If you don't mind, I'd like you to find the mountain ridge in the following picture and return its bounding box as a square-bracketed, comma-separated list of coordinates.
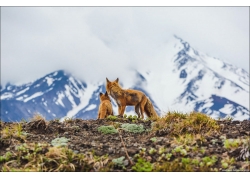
[1, 36, 249, 121]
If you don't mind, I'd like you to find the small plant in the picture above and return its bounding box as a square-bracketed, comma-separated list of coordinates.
[158, 146, 166, 155]
[171, 145, 188, 156]
[150, 137, 157, 142]
[97, 126, 118, 134]
[123, 114, 127, 118]
[133, 115, 138, 120]
[148, 148, 157, 155]
[192, 158, 200, 166]
[54, 118, 60, 122]
[64, 117, 74, 123]
[29, 113, 46, 122]
[200, 147, 206, 154]
[121, 123, 144, 133]
[20, 118, 28, 123]
[152, 111, 219, 136]
[223, 139, 241, 149]
[51, 137, 69, 147]
[132, 157, 153, 172]
[224, 115, 233, 121]
[0, 152, 12, 163]
[112, 156, 126, 169]
[165, 153, 172, 161]
[1, 123, 26, 140]
[71, 126, 80, 130]
[107, 115, 118, 121]
[202, 156, 217, 167]
[221, 157, 235, 169]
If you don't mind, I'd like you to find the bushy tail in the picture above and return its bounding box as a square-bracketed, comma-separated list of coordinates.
[144, 97, 159, 119]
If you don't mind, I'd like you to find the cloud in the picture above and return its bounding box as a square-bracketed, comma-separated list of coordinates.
[1, 7, 249, 87]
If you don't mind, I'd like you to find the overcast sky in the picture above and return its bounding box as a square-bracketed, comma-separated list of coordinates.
[1, 7, 249, 87]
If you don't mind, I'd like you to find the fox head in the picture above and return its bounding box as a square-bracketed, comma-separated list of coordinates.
[106, 78, 120, 95]
[99, 91, 111, 102]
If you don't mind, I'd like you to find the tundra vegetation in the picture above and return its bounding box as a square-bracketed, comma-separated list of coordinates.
[0, 112, 249, 172]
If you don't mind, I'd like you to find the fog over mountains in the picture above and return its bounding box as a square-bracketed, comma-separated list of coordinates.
[1, 36, 249, 122]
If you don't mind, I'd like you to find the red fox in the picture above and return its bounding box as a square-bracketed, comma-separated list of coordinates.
[97, 91, 113, 119]
[106, 78, 158, 119]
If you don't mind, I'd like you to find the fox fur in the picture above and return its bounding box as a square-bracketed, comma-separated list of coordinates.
[97, 91, 113, 119]
[106, 78, 158, 119]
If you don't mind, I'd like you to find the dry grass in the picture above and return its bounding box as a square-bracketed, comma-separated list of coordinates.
[152, 111, 220, 136]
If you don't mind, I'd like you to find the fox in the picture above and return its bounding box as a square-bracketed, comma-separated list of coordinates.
[97, 91, 113, 119]
[106, 78, 158, 119]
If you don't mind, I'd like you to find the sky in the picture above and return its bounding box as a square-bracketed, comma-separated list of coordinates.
[1, 6, 249, 87]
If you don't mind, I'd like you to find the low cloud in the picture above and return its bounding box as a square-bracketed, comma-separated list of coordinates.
[1, 7, 249, 87]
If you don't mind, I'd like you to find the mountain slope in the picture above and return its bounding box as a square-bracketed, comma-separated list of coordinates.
[1, 36, 249, 121]
[135, 36, 249, 120]
[1, 70, 89, 121]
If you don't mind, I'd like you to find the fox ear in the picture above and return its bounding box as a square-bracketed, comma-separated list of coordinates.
[115, 78, 119, 83]
[105, 91, 108, 96]
[106, 78, 110, 83]
[99, 92, 103, 96]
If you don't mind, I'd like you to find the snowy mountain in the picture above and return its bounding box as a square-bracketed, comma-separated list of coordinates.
[1, 36, 249, 122]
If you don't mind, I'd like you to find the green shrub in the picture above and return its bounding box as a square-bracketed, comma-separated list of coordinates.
[51, 137, 69, 147]
[112, 156, 126, 169]
[150, 137, 157, 142]
[107, 115, 118, 120]
[223, 139, 241, 149]
[0, 152, 12, 163]
[121, 123, 144, 133]
[98, 126, 118, 134]
[132, 157, 153, 172]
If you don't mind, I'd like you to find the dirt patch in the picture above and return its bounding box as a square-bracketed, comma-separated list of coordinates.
[0, 118, 249, 172]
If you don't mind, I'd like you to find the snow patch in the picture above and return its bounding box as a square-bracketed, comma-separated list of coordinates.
[23, 92, 43, 102]
[16, 96, 24, 101]
[45, 77, 54, 86]
[16, 87, 29, 96]
[43, 102, 47, 107]
[84, 104, 97, 112]
[61, 82, 97, 121]
[1, 93, 13, 100]
[56, 92, 65, 107]
[219, 104, 234, 115]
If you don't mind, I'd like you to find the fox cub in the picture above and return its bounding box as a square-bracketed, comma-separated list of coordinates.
[97, 91, 113, 119]
[106, 78, 158, 119]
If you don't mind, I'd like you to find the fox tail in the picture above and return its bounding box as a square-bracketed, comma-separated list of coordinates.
[144, 97, 159, 119]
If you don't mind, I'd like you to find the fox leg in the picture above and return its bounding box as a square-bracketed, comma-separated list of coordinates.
[135, 104, 141, 118]
[97, 107, 101, 119]
[139, 96, 148, 119]
[99, 107, 107, 119]
[100, 111, 107, 119]
[120, 105, 126, 116]
[118, 105, 122, 115]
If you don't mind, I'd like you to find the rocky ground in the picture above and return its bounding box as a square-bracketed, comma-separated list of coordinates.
[0, 115, 250, 172]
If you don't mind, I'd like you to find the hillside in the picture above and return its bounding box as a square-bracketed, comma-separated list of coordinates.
[0, 112, 249, 172]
